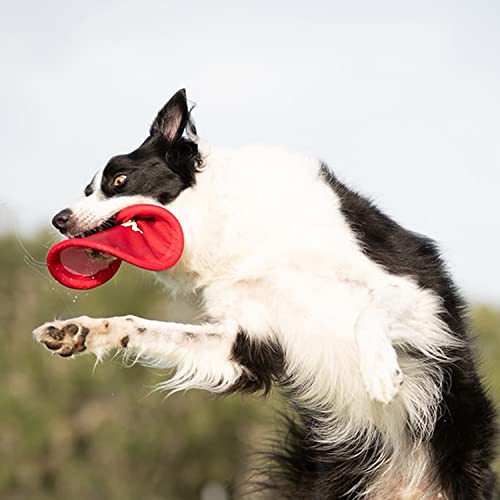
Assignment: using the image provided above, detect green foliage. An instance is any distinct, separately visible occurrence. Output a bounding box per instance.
[0,232,276,500]
[0,231,499,499]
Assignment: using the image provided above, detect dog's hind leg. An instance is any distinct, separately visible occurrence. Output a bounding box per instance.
[33,316,244,393]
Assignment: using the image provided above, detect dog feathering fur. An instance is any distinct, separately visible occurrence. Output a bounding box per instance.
[34,89,497,499]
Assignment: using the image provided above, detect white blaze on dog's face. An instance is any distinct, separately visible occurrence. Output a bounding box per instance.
[51,89,201,238]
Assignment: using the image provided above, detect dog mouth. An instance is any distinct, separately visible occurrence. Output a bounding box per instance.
[71,215,117,239]
[46,204,184,290]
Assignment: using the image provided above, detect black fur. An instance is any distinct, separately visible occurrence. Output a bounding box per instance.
[317,163,497,499]
[84,178,95,197]
[228,334,389,500]
[257,411,385,500]
[228,165,497,499]
[98,89,202,205]
[227,329,388,499]
[71,89,496,498]
[228,329,285,395]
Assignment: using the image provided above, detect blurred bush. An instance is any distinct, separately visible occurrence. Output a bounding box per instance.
[0,231,498,499]
[0,232,277,500]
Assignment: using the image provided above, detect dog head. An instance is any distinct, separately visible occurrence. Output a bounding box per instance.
[52,89,202,238]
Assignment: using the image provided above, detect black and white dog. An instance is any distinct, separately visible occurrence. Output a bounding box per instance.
[34,90,497,499]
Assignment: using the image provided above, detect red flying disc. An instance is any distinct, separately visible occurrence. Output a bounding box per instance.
[47,204,184,290]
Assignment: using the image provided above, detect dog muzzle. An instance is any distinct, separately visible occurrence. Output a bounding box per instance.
[47,204,184,289]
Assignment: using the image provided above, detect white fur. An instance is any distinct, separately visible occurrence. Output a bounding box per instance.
[36,141,459,496]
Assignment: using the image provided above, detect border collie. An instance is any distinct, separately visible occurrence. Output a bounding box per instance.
[33,89,497,499]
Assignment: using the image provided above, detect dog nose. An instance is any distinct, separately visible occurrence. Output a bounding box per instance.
[52,209,73,232]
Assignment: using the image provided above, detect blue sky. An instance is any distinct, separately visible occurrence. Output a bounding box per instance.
[1,1,499,303]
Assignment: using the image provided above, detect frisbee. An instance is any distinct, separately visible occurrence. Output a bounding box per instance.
[47,204,184,290]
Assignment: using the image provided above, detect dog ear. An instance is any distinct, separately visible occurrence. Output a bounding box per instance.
[150,89,189,143]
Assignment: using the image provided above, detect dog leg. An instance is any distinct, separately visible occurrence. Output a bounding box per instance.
[355,281,414,405]
[355,304,404,405]
[355,275,454,405]
[33,316,242,393]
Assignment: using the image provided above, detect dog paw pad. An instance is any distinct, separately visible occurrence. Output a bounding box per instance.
[35,322,88,358]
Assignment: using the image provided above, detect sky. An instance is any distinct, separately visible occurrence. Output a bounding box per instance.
[1,1,499,304]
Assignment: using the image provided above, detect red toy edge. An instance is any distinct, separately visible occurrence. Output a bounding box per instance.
[46,204,184,289]
[46,245,122,290]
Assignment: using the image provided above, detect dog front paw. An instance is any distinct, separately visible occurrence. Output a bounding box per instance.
[33,317,115,358]
[360,345,404,405]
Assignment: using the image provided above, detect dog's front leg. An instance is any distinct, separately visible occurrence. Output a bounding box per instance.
[354,282,417,405]
[33,316,243,393]
[355,304,404,405]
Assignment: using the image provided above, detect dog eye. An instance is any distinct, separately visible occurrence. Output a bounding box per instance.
[113,174,127,187]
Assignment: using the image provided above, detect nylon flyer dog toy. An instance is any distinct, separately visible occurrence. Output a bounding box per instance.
[47,204,184,290]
